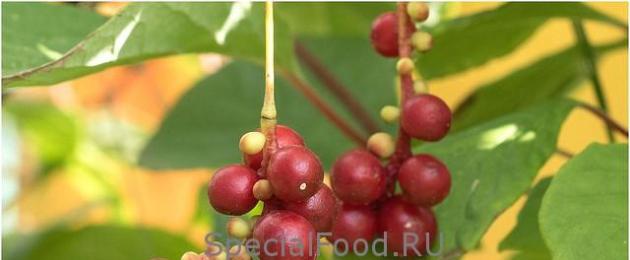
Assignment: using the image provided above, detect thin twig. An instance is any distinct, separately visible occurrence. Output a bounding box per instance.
[579,102,628,136]
[294,41,381,134]
[281,70,367,146]
[556,148,575,158]
[572,19,615,142]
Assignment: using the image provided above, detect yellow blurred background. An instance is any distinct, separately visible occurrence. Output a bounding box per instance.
[3,2,627,259]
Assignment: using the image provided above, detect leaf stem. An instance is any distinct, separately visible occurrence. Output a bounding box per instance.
[281,71,367,146]
[294,41,381,134]
[571,19,615,142]
[259,0,277,177]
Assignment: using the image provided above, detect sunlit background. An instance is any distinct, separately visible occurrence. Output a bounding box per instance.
[2,2,627,259]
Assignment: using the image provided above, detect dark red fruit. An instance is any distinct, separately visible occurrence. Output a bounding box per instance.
[262,198,285,215]
[284,185,337,232]
[378,197,437,257]
[329,204,378,251]
[245,125,305,170]
[331,149,386,205]
[370,12,416,57]
[207,165,258,215]
[401,94,452,141]
[253,210,317,260]
[267,146,323,202]
[417,206,437,240]
[398,154,451,207]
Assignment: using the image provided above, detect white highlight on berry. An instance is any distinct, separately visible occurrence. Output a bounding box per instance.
[299,183,307,191]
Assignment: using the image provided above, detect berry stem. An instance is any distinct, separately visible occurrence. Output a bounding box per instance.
[384,3,416,196]
[259,0,278,177]
[281,70,367,146]
[295,41,381,134]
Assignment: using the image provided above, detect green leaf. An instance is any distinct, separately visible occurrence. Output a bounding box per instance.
[499,178,552,260]
[140,36,399,170]
[2,3,107,76]
[139,60,355,169]
[4,101,79,173]
[539,144,628,260]
[417,2,626,79]
[453,39,626,131]
[193,183,230,244]
[416,99,576,253]
[276,3,394,37]
[3,225,197,260]
[3,2,295,88]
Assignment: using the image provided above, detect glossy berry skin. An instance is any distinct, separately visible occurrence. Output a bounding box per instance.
[370,12,416,57]
[331,149,386,205]
[378,197,437,256]
[245,125,305,170]
[401,94,452,142]
[207,165,258,215]
[268,146,323,202]
[329,204,378,251]
[253,210,317,260]
[284,185,337,232]
[398,154,451,207]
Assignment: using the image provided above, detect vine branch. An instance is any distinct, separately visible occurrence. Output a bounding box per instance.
[572,19,615,142]
[295,41,381,134]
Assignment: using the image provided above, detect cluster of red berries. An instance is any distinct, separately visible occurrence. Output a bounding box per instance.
[206,125,332,259]
[197,3,452,260]
[325,3,453,257]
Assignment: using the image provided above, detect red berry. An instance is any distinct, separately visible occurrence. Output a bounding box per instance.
[207,165,258,215]
[253,210,317,260]
[401,94,451,141]
[398,154,451,206]
[331,149,386,205]
[329,204,378,252]
[284,185,337,232]
[377,197,437,257]
[417,206,437,241]
[262,198,285,215]
[268,146,323,202]
[370,12,416,57]
[245,125,305,170]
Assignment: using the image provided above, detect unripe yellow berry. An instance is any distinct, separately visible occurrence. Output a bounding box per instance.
[252,179,273,200]
[407,2,430,22]
[227,217,251,239]
[380,106,400,123]
[413,80,427,94]
[396,58,415,74]
[181,252,201,260]
[228,245,251,260]
[323,174,332,188]
[367,132,395,159]
[209,251,226,260]
[411,31,433,52]
[239,132,265,155]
